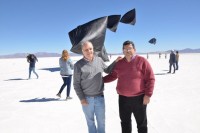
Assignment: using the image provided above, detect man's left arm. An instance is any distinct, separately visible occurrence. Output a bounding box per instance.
[143,60,155,105]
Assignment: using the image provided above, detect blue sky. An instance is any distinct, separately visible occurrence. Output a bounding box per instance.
[0,0,200,55]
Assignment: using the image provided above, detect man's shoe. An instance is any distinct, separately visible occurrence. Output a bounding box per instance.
[66,96,72,100]
[56,93,61,98]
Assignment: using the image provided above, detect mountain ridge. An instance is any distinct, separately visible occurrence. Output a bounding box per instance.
[0,48,200,59]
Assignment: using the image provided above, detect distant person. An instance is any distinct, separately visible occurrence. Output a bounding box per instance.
[27,54,39,79]
[56,50,74,100]
[103,40,155,133]
[147,53,149,59]
[168,50,176,74]
[159,53,161,59]
[165,53,167,59]
[175,51,179,70]
[73,41,121,133]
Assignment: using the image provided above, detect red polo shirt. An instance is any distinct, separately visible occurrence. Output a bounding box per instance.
[103,55,155,97]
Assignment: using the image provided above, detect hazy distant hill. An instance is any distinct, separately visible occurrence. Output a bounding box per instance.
[146,48,200,54]
[177,48,200,53]
[0,48,200,59]
[162,48,200,54]
[0,52,83,59]
[0,52,59,59]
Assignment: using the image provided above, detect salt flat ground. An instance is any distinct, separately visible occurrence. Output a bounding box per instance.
[0,53,200,133]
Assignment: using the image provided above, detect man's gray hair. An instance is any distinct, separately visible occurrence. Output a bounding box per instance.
[81,41,93,49]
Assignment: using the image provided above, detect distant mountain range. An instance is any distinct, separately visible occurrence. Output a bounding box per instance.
[0,52,59,59]
[145,48,200,54]
[0,52,80,59]
[174,48,200,53]
[0,48,200,59]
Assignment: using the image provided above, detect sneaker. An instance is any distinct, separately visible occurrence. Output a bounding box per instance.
[66,96,72,100]
[56,93,61,98]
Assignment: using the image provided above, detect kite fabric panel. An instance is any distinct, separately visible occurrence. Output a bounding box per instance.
[68,9,136,61]
[120,9,136,25]
[69,16,108,55]
[149,38,156,45]
[107,15,121,32]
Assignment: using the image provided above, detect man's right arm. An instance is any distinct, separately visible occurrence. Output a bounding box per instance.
[73,64,85,101]
[102,56,122,74]
[103,69,118,83]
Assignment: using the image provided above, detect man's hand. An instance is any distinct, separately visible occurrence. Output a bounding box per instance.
[115,56,123,62]
[143,95,150,105]
[81,99,88,106]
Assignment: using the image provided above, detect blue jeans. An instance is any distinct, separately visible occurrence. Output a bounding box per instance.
[58,75,72,97]
[82,95,105,133]
[29,67,38,79]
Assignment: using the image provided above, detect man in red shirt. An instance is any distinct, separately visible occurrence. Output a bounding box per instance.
[103,40,155,133]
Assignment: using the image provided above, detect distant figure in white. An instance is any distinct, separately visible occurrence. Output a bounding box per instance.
[26,54,39,79]
[56,50,74,100]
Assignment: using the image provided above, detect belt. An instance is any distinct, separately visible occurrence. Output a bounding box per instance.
[86,94,104,98]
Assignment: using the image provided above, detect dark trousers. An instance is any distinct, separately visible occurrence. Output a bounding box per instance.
[119,95,147,133]
[58,75,72,97]
[175,61,178,70]
[169,63,176,73]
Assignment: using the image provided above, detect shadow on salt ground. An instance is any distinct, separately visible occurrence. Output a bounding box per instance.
[4,78,28,81]
[39,67,60,72]
[154,69,169,75]
[154,73,168,75]
[19,97,65,103]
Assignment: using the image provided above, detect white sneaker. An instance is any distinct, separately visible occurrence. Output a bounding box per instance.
[66,97,72,100]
